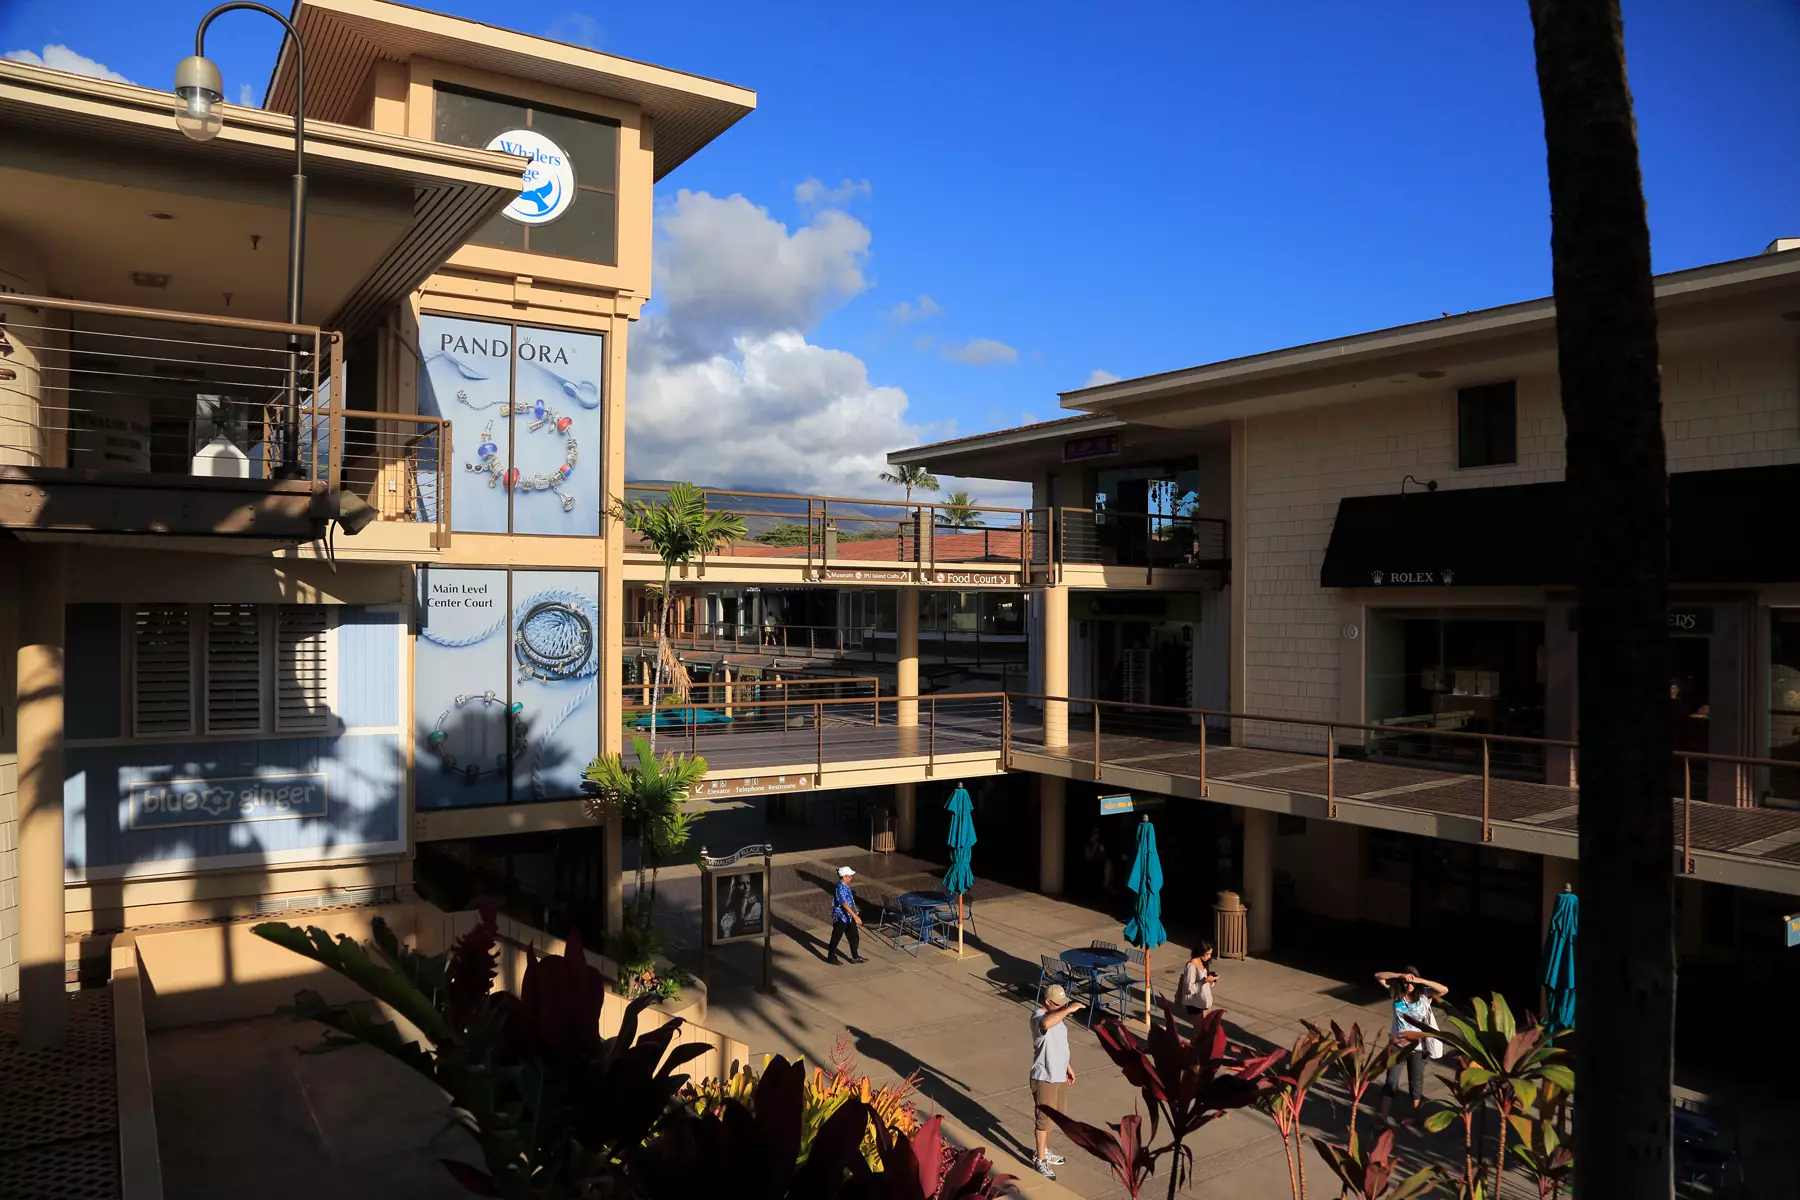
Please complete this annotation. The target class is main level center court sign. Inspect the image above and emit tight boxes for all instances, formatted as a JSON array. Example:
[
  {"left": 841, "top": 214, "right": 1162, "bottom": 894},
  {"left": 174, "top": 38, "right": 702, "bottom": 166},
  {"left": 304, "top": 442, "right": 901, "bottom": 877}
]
[
  {"left": 129, "top": 772, "right": 329, "bottom": 829},
  {"left": 487, "top": 129, "right": 575, "bottom": 225}
]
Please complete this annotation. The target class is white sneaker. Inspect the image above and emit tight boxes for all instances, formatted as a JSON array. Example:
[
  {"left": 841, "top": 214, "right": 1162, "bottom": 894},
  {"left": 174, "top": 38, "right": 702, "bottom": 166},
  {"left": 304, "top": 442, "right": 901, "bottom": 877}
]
[
  {"left": 1032, "top": 1159, "right": 1057, "bottom": 1179},
  {"left": 1043, "top": 1153, "right": 1066, "bottom": 1165}
]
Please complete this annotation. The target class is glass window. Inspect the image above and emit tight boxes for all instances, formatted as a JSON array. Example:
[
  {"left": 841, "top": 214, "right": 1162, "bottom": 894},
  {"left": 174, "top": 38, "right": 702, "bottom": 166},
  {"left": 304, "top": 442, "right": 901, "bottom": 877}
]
[
  {"left": 1458, "top": 381, "right": 1518, "bottom": 468},
  {"left": 433, "top": 85, "right": 620, "bottom": 265},
  {"left": 1769, "top": 610, "right": 1800, "bottom": 806},
  {"left": 1366, "top": 607, "right": 1546, "bottom": 774}
]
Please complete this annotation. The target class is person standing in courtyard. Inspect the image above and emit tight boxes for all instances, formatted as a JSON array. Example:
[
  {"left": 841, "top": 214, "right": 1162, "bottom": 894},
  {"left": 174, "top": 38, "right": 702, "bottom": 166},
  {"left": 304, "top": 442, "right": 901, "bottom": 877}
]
[
  {"left": 1028, "top": 983, "right": 1081, "bottom": 1179},
  {"left": 826, "top": 865, "right": 867, "bottom": 964},
  {"left": 1175, "top": 940, "right": 1219, "bottom": 1035},
  {"left": 1375, "top": 965, "right": 1448, "bottom": 1125}
]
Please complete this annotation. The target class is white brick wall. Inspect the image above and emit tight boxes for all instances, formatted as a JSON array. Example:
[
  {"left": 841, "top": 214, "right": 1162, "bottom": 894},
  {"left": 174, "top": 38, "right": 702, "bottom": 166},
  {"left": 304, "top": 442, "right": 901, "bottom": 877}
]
[{"left": 1242, "top": 338, "right": 1800, "bottom": 748}]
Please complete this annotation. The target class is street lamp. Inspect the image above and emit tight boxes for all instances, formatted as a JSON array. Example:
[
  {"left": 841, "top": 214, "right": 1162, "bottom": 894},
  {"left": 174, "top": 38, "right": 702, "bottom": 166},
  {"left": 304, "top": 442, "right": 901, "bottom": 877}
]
[{"left": 174, "top": 3, "right": 309, "bottom": 478}]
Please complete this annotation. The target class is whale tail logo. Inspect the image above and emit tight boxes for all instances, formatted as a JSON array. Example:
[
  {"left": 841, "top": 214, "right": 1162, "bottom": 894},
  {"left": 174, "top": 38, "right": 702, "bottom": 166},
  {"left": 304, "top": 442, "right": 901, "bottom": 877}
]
[{"left": 519, "top": 178, "right": 559, "bottom": 215}]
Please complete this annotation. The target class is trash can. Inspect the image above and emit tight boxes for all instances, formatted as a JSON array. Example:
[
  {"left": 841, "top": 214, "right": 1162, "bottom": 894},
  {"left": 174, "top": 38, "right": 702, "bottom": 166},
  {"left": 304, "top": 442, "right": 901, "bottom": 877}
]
[
  {"left": 870, "top": 806, "right": 895, "bottom": 854},
  {"left": 1213, "top": 890, "right": 1248, "bottom": 960}
]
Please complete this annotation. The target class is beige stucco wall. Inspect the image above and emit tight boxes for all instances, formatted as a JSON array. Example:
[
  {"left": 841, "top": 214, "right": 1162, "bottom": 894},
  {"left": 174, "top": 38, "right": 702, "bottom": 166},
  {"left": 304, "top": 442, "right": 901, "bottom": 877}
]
[
  {"left": 0, "top": 545, "right": 17, "bottom": 999},
  {"left": 1240, "top": 334, "right": 1800, "bottom": 748}
]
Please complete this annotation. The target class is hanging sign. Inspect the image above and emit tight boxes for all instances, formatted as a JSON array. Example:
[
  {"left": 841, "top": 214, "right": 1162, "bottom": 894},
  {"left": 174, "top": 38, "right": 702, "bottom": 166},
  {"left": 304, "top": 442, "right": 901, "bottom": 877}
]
[
  {"left": 1787, "top": 912, "right": 1800, "bottom": 949},
  {"left": 1099, "top": 793, "right": 1166, "bottom": 815},
  {"left": 487, "top": 129, "right": 576, "bottom": 225}
]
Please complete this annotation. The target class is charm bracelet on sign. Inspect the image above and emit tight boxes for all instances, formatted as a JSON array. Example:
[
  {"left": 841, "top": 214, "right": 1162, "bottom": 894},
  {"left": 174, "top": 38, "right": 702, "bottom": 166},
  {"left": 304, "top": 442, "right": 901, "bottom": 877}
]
[
  {"left": 458, "top": 389, "right": 580, "bottom": 513},
  {"left": 425, "top": 690, "right": 529, "bottom": 784}
]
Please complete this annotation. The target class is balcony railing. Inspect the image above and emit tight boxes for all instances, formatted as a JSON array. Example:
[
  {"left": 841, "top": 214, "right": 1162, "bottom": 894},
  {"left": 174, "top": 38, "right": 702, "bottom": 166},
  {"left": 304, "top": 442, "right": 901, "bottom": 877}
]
[
  {"left": 1054, "top": 507, "right": 1229, "bottom": 575},
  {"left": 332, "top": 408, "right": 452, "bottom": 542}
]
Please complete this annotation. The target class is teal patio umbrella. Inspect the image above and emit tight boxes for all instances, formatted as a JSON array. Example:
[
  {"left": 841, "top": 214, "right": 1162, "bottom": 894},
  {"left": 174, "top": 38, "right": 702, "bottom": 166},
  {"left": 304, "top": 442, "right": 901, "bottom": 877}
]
[
  {"left": 943, "top": 784, "right": 976, "bottom": 958},
  {"left": 1542, "top": 884, "right": 1578, "bottom": 1033},
  {"left": 1123, "top": 816, "right": 1168, "bottom": 1029}
]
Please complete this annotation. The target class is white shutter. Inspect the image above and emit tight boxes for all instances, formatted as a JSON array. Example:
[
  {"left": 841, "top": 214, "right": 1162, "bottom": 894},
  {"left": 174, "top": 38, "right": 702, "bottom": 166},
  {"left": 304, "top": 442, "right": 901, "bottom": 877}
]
[
  {"left": 132, "top": 605, "right": 194, "bottom": 735},
  {"left": 205, "top": 603, "right": 264, "bottom": 732},
  {"left": 276, "top": 606, "right": 331, "bottom": 732}
]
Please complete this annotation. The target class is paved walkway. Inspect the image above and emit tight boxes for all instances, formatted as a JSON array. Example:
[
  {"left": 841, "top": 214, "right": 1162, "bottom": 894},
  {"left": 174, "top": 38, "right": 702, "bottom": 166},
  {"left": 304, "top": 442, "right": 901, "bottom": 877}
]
[{"left": 0, "top": 990, "right": 121, "bottom": 1200}]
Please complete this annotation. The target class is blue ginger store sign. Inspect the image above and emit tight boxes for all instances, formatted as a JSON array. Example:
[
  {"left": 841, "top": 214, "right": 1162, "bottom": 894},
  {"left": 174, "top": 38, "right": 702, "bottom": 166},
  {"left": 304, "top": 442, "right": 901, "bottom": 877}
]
[{"left": 129, "top": 772, "right": 329, "bottom": 829}]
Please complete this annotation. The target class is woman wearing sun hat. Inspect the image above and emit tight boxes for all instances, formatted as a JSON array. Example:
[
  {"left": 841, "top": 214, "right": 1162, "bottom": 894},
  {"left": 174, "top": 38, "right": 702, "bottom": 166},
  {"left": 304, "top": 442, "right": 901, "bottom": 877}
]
[{"left": 826, "top": 865, "right": 867, "bottom": 964}]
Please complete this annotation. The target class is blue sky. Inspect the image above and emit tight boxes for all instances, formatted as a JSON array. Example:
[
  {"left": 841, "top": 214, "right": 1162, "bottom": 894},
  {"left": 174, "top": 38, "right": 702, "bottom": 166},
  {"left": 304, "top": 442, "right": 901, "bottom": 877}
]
[{"left": 5, "top": 1, "right": 1799, "bottom": 502}]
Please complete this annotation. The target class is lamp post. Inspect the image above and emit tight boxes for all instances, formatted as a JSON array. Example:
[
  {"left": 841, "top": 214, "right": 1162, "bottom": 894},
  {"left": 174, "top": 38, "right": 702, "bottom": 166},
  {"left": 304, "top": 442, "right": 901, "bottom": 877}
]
[{"left": 174, "top": 2, "right": 308, "bottom": 478}]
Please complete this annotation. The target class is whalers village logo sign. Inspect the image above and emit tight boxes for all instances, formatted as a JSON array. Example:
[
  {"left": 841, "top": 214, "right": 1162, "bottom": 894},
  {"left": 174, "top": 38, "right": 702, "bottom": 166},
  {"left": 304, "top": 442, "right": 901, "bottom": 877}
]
[{"left": 487, "top": 128, "right": 577, "bottom": 226}]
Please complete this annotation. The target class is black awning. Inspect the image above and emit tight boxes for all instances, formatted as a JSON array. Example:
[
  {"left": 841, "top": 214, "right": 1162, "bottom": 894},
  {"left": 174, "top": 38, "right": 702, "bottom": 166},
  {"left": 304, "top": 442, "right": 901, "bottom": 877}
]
[{"left": 1320, "top": 463, "right": 1800, "bottom": 588}]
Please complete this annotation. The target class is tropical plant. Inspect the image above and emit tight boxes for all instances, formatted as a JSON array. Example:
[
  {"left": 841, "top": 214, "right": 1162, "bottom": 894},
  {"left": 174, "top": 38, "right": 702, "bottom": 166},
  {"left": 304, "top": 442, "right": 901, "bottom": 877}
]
[
  {"left": 937, "top": 491, "right": 983, "bottom": 528},
  {"left": 1419, "top": 1046, "right": 1492, "bottom": 1199},
  {"left": 1256, "top": 1027, "right": 1332, "bottom": 1200},
  {"left": 1037, "top": 1109, "right": 1157, "bottom": 1198},
  {"left": 758, "top": 522, "right": 813, "bottom": 546},
  {"left": 1419, "top": 994, "right": 1573, "bottom": 1200},
  {"left": 1528, "top": 5, "right": 1673, "bottom": 1197},
  {"left": 583, "top": 735, "right": 708, "bottom": 941},
  {"left": 1311, "top": 1128, "right": 1439, "bottom": 1200},
  {"left": 1303, "top": 1019, "right": 1412, "bottom": 1158},
  {"left": 613, "top": 483, "right": 747, "bottom": 748},
  {"left": 879, "top": 464, "right": 939, "bottom": 503},
  {"left": 252, "top": 904, "right": 710, "bottom": 1199},
  {"left": 1509, "top": 1080, "right": 1575, "bottom": 1200},
  {"left": 1043, "top": 1003, "right": 1281, "bottom": 1200}
]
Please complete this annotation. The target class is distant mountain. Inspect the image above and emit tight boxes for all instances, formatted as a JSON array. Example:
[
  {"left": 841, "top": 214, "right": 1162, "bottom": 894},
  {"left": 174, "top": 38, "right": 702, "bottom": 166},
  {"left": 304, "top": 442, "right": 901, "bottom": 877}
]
[{"left": 623, "top": 480, "right": 913, "bottom": 539}]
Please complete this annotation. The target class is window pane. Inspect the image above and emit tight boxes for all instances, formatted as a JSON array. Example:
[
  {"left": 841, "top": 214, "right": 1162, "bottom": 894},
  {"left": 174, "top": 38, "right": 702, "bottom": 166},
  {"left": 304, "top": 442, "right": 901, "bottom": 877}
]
[
  {"left": 277, "top": 606, "right": 332, "bottom": 732},
  {"left": 206, "top": 603, "right": 264, "bottom": 732},
  {"left": 527, "top": 187, "right": 617, "bottom": 265},
  {"left": 1458, "top": 382, "right": 1517, "bottom": 468},
  {"left": 531, "top": 108, "right": 619, "bottom": 192},
  {"left": 434, "top": 86, "right": 527, "bottom": 149},
  {"left": 133, "top": 605, "right": 193, "bottom": 735}
]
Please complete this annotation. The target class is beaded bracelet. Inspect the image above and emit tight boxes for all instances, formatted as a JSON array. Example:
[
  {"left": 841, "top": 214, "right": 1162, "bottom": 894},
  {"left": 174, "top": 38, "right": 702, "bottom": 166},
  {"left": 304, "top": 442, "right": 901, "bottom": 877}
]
[
  {"left": 425, "top": 690, "right": 528, "bottom": 783},
  {"left": 460, "top": 390, "right": 579, "bottom": 512}
]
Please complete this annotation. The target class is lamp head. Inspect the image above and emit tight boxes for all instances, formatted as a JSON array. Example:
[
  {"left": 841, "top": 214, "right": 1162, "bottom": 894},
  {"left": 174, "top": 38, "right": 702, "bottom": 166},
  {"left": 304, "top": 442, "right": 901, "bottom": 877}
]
[
  {"left": 332, "top": 489, "right": 378, "bottom": 536},
  {"left": 173, "top": 55, "right": 225, "bottom": 142}
]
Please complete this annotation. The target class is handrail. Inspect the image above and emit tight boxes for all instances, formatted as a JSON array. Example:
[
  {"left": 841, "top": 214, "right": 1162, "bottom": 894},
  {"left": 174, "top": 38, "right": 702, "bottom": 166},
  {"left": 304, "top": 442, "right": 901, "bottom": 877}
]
[{"left": 0, "top": 289, "right": 327, "bottom": 338}]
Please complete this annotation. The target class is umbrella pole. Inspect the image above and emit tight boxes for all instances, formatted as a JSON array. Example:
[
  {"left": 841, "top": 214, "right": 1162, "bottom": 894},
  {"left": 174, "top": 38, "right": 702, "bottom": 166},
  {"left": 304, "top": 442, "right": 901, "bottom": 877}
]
[
  {"left": 957, "top": 895, "right": 964, "bottom": 960},
  {"left": 1144, "top": 943, "right": 1152, "bottom": 1034}
]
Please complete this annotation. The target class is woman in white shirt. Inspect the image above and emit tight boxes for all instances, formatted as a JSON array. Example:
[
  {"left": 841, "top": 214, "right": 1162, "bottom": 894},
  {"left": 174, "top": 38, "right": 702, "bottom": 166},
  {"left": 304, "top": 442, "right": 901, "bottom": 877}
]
[
  {"left": 1175, "top": 941, "right": 1219, "bottom": 1035},
  {"left": 1375, "top": 965, "right": 1448, "bottom": 1125}
]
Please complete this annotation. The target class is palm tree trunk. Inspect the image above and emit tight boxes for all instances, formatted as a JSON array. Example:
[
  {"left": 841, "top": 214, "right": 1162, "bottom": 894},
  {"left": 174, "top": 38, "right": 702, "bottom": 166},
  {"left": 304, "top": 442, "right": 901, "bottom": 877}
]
[
  {"left": 1528, "top": 3, "right": 1674, "bottom": 1199},
  {"left": 649, "top": 565, "right": 672, "bottom": 753}
]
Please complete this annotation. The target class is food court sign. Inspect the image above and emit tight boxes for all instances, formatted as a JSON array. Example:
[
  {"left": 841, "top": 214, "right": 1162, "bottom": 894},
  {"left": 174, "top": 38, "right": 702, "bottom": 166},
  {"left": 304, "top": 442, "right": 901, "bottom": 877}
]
[{"left": 129, "top": 772, "right": 328, "bottom": 829}]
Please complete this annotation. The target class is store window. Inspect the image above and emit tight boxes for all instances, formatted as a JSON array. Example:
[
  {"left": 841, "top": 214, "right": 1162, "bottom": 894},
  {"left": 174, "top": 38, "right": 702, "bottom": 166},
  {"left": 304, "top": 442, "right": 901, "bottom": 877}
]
[
  {"left": 129, "top": 603, "right": 332, "bottom": 738},
  {"left": 1365, "top": 608, "right": 1546, "bottom": 773},
  {"left": 1457, "top": 381, "right": 1517, "bottom": 468},
  {"left": 1093, "top": 459, "right": 1202, "bottom": 567},
  {"left": 433, "top": 85, "right": 620, "bottom": 265},
  {"left": 1769, "top": 610, "right": 1800, "bottom": 806}
]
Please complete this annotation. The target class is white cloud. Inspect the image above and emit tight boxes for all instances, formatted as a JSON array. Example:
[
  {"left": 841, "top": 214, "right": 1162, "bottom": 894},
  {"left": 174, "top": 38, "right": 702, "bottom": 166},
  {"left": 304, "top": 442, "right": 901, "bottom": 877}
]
[
  {"left": 794, "top": 177, "right": 872, "bottom": 207},
  {"left": 237, "top": 83, "right": 255, "bottom": 107},
  {"left": 941, "top": 338, "right": 1019, "bottom": 367},
  {"left": 545, "top": 13, "right": 602, "bottom": 48},
  {"left": 3, "top": 44, "right": 132, "bottom": 83},
  {"left": 1083, "top": 368, "right": 1123, "bottom": 388},
  {"left": 885, "top": 294, "right": 943, "bottom": 325},
  {"left": 627, "top": 188, "right": 1026, "bottom": 509}
]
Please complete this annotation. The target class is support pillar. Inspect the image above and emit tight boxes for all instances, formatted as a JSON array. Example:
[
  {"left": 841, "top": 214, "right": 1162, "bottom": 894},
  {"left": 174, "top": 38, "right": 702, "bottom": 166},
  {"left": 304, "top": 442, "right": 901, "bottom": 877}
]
[
  {"left": 17, "top": 544, "right": 67, "bottom": 1047},
  {"left": 1038, "top": 774, "right": 1066, "bottom": 895},
  {"left": 1042, "top": 585, "right": 1068, "bottom": 748},
  {"left": 897, "top": 589, "right": 919, "bottom": 728},
  {"left": 1242, "top": 807, "right": 1274, "bottom": 956},
  {"left": 894, "top": 782, "right": 917, "bottom": 851}
]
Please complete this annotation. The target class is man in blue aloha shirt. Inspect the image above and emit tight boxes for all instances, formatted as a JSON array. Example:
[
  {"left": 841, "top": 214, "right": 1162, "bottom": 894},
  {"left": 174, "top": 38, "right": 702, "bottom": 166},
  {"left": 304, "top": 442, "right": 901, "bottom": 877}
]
[{"left": 827, "top": 865, "right": 867, "bottom": 964}]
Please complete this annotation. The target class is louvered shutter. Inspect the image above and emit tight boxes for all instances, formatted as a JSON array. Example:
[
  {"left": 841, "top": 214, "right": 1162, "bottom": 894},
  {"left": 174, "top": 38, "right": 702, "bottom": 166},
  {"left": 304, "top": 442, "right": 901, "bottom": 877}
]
[
  {"left": 205, "top": 604, "right": 264, "bottom": 732},
  {"left": 132, "top": 605, "right": 194, "bottom": 735},
  {"left": 276, "top": 606, "right": 331, "bottom": 732}
]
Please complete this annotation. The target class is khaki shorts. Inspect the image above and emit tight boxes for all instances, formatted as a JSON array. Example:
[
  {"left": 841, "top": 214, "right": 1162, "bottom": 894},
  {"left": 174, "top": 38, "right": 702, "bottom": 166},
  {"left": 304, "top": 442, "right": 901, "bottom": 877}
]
[{"left": 1030, "top": 1078, "right": 1069, "bottom": 1131}]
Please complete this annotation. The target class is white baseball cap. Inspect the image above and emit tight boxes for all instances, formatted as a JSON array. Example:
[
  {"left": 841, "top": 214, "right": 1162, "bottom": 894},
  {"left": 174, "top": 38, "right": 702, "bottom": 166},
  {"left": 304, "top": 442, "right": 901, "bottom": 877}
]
[
  {"left": 837, "top": 865, "right": 856, "bottom": 877},
  {"left": 1044, "top": 984, "right": 1069, "bottom": 1007}
]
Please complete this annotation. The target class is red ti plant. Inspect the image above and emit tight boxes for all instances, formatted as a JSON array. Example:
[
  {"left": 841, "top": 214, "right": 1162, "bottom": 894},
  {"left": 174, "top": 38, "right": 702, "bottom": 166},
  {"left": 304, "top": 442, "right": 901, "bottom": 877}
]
[
  {"left": 1051, "top": 1001, "right": 1282, "bottom": 1200},
  {"left": 1312, "top": 1128, "right": 1440, "bottom": 1200},
  {"left": 1035, "top": 1109, "right": 1158, "bottom": 1199},
  {"left": 1255, "top": 1027, "right": 1332, "bottom": 1200},
  {"left": 1303, "top": 1020, "right": 1412, "bottom": 1157}
]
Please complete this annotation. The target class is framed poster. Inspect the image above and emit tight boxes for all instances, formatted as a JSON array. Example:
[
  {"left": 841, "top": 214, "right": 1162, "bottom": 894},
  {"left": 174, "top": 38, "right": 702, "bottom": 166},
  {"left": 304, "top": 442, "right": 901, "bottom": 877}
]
[
  {"left": 416, "top": 567, "right": 512, "bottom": 809},
  {"left": 512, "top": 569, "right": 601, "bottom": 801},
  {"left": 712, "top": 869, "right": 766, "bottom": 944}
]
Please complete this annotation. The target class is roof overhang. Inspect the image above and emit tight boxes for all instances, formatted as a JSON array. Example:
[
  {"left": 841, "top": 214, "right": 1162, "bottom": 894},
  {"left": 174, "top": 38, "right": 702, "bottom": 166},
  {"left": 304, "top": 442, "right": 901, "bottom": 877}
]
[
  {"left": 1063, "top": 248, "right": 1800, "bottom": 429},
  {"left": 267, "top": 0, "right": 756, "bottom": 182},
  {"left": 886, "top": 415, "right": 1125, "bottom": 480},
  {"left": 0, "top": 59, "right": 524, "bottom": 336}
]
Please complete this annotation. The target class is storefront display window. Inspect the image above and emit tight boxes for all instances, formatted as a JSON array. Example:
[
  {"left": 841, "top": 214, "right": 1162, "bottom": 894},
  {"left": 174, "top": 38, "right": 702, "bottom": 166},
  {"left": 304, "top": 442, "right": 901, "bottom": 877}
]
[
  {"left": 1768, "top": 610, "right": 1800, "bottom": 806},
  {"left": 1365, "top": 608, "right": 1546, "bottom": 774}
]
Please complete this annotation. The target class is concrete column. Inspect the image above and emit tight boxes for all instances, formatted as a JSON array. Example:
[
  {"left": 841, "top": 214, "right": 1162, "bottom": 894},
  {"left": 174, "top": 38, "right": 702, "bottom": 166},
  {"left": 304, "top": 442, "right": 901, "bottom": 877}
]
[
  {"left": 17, "top": 544, "right": 66, "bottom": 1047},
  {"left": 1042, "top": 585, "right": 1068, "bottom": 748},
  {"left": 897, "top": 588, "right": 919, "bottom": 728},
  {"left": 1038, "top": 773, "right": 1066, "bottom": 895},
  {"left": 894, "top": 782, "right": 917, "bottom": 851},
  {"left": 1541, "top": 854, "right": 1578, "bottom": 940},
  {"left": 1242, "top": 806, "right": 1274, "bottom": 955}
]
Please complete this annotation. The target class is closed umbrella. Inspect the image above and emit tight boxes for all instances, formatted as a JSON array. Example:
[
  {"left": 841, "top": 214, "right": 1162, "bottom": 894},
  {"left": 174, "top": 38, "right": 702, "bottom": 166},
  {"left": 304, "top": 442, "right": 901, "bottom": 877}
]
[
  {"left": 1123, "top": 815, "right": 1167, "bottom": 1030},
  {"left": 1542, "top": 884, "right": 1578, "bottom": 1033},
  {"left": 943, "top": 784, "right": 976, "bottom": 958}
]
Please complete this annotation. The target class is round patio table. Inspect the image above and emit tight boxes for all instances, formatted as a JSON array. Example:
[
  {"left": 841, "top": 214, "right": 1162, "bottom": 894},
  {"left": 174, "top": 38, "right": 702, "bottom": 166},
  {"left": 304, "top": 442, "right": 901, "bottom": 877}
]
[
  {"left": 893, "top": 891, "right": 953, "bottom": 952},
  {"left": 1061, "top": 947, "right": 1130, "bottom": 1025}
]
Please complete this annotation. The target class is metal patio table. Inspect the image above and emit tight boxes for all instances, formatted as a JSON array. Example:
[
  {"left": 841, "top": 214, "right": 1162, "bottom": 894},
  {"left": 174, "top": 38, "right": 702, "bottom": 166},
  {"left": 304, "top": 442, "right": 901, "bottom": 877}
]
[
  {"left": 889, "top": 890, "right": 954, "bottom": 954},
  {"left": 1061, "top": 946, "right": 1130, "bottom": 1026}
]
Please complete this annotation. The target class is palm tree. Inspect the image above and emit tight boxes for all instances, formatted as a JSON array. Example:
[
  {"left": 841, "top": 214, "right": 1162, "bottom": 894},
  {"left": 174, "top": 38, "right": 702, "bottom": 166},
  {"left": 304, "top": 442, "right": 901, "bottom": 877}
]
[
  {"left": 613, "top": 483, "right": 747, "bottom": 749},
  {"left": 583, "top": 735, "right": 707, "bottom": 933},
  {"left": 1528, "top": 3, "right": 1672, "bottom": 1196},
  {"left": 878, "top": 464, "right": 939, "bottom": 503},
  {"left": 938, "top": 490, "right": 984, "bottom": 528}
]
